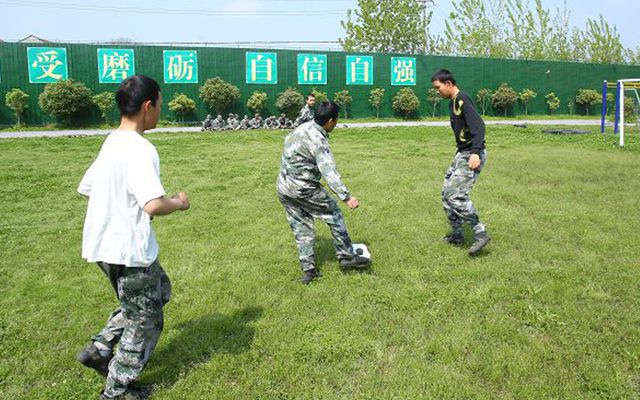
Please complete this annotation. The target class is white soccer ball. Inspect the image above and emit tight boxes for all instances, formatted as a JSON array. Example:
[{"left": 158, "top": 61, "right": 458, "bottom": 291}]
[{"left": 352, "top": 243, "right": 371, "bottom": 260}]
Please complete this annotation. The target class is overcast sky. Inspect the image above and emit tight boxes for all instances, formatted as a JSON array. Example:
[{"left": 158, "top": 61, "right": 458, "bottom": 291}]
[{"left": 1, "top": 0, "right": 638, "bottom": 51}]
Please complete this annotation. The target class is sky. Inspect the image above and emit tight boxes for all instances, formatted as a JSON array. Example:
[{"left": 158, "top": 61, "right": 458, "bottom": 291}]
[{"left": 1, "top": 0, "right": 639, "bottom": 51}]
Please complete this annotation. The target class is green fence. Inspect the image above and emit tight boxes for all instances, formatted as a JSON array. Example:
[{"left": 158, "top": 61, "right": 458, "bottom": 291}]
[{"left": 2, "top": 42, "right": 640, "bottom": 126}]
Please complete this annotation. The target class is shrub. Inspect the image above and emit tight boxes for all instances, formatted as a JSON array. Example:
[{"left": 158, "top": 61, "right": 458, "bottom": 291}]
[
  {"left": 492, "top": 83, "right": 518, "bottom": 117},
  {"left": 199, "top": 77, "right": 240, "bottom": 114},
  {"left": 545, "top": 92, "right": 560, "bottom": 114},
  {"left": 567, "top": 98, "right": 576, "bottom": 115},
  {"left": 392, "top": 88, "right": 420, "bottom": 119},
  {"left": 5, "top": 88, "right": 29, "bottom": 126},
  {"left": 246, "top": 91, "right": 267, "bottom": 116},
  {"left": 333, "top": 90, "right": 353, "bottom": 119},
  {"left": 575, "top": 89, "right": 601, "bottom": 116},
  {"left": 92, "top": 92, "right": 115, "bottom": 124},
  {"left": 168, "top": 93, "right": 197, "bottom": 122},
  {"left": 475, "top": 89, "right": 493, "bottom": 116},
  {"left": 623, "top": 97, "right": 637, "bottom": 123},
  {"left": 426, "top": 88, "right": 441, "bottom": 117},
  {"left": 276, "top": 87, "right": 304, "bottom": 120},
  {"left": 518, "top": 88, "right": 537, "bottom": 115},
  {"left": 311, "top": 88, "right": 328, "bottom": 103},
  {"left": 368, "top": 88, "right": 385, "bottom": 119},
  {"left": 38, "top": 79, "right": 93, "bottom": 125}
]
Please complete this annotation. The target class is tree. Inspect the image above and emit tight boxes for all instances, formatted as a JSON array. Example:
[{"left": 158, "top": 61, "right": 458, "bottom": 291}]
[
  {"left": 434, "top": 0, "right": 513, "bottom": 58},
  {"left": 506, "top": 0, "right": 551, "bottom": 60},
  {"left": 5, "top": 88, "right": 29, "bottom": 126},
  {"left": 333, "top": 90, "right": 353, "bottom": 119},
  {"left": 311, "top": 88, "right": 328, "bottom": 103},
  {"left": 518, "top": 88, "right": 537, "bottom": 115},
  {"left": 276, "top": 87, "right": 304, "bottom": 120},
  {"left": 38, "top": 79, "right": 93, "bottom": 125},
  {"left": 92, "top": 92, "right": 115, "bottom": 124},
  {"left": 247, "top": 91, "right": 267, "bottom": 116},
  {"left": 491, "top": 83, "right": 518, "bottom": 117},
  {"left": 426, "top": 88, "right": 441, "bottom": 117},
  {"left": 571, "top": 15, "right": 627, "bottom": 64},
  {"left": 475, "top": 89, "right": 493, "bottom": 116},
  {"left": 547, "top": 2, "right": 573, "bottom": 61},
  {"left": 368, "top": 88, "right": 385, "bottom": 119},
  {"left": 575, "top": 88, "right": 601, "bottom": 116},
  {"left": 392, "top": 88, "right": 420, "bottom": 119},
  {"left": 628, "top": 46, "right": 640, "bottom": 65},
  {"left": 199, "top": 77, "right": 240, "bottom": 114},
  {"left": 340, "top": 0, "right": 432, "bottom": 54},
  {"left": 168, "top": 93, "right": 197, "bottom": 122},
  {"left": 545, "top": 92, "right": 560, "bottom": 114}
]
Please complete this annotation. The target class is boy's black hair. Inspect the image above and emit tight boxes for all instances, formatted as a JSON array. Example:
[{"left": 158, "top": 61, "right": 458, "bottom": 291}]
[
  {"left": 431, "top": 69, "right": 457, "bottom": 85},
  {"left": 313, "top": 101, "right": 340, "bottom": 125},
  {"left": 307, "top": 93, "right": 316, "bottom": 98},
  {"left": 115, "top": 75, "right": 161, "bottom": 117}
]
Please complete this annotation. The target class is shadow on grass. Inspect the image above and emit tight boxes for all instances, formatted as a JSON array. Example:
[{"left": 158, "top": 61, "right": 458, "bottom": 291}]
[{"left": 143, "top": 306, "right": 263, "bottom": 388}]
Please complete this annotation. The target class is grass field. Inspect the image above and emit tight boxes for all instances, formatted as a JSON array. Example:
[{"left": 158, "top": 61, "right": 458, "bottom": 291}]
[{"left": 0, "top": 125, "right": 639, "bottom": 399}]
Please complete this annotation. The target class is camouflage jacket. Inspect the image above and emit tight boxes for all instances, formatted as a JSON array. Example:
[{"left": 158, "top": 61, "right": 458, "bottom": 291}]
[
  {"left": 294, "top": 105, "right": 314, "bottom": 127},
  {"left": 277, "top": 121, "right": 350, "bottom": 200}
]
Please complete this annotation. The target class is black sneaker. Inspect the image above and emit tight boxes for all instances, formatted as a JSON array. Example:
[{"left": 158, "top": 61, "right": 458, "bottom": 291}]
[
  {"left": 100, "top": 385, "right": 152, "bottom": 400},
  {"left": 469, "top": 233, "right": 491, "bottom": 256},
  {"left": 76, "top": 342, "right": 112, "bottom": 377},
  {"left": 340, "top": 255, "right": 370, "bottom": 269},
  {"left": 300, "top": 268, "right": 320, "bottom": 284},
  {"left": 442, "top": 234, "right": 465, "bottom": 246}
]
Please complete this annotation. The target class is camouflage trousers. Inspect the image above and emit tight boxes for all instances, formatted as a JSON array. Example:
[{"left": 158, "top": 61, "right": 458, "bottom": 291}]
[
  {"left": 278, "top": 188, "right": 355, "bottom": 271},
  {"left": 93, "top": 259, "right": 171, "bottom": 398},
  {"left": 442, "top": 150, "right": 488, "bottom": 237}
]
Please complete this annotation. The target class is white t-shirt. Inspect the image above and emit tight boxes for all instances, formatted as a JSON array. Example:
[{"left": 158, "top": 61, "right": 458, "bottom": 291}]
[{"left": 78, "top": 130, "right": 165, "bottom": 267}]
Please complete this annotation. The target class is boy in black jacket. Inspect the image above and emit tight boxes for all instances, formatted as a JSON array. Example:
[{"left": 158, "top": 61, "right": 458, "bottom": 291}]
[{"left": 431, "top": 69, "right": 490, "bottom": 255}]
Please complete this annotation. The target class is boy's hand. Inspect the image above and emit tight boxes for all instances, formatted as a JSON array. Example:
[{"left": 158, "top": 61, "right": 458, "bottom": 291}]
[
  {"left": 468, "top": 154, "right": 481, "bottom": 170},
  {"left": 344, "top": 196, "right": 360, "bottom": 210},
  {"left": 172, "top": 192, "right": 190, "bottom": 210}
]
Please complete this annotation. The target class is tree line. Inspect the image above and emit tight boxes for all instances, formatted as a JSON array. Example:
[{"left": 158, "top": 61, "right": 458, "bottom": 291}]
[{"left": 341, "top": 0, "right": 640, "bottom": 65}]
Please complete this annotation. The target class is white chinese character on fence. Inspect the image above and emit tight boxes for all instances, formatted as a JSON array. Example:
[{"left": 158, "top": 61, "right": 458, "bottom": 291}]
[
  {"left": 393, "top": 59, "right": 415, "bottom": 83},
  {"left": 350, "top": 57, "right": 370, "bottom": 83},
  {"left": 168, "top": 54, "right": 194, "bottom": 81},
  {"left": 102, "top": 52, "right": 131, "bottom": 81},
  {"left": 301, "top": 56, "right": 324, "bottom": 82},
  {"left": 32, "top": 50, "right": 63, "bottom": 80},
  {"left": 251, "top": 54, "right": 273, "bottom": 82}
]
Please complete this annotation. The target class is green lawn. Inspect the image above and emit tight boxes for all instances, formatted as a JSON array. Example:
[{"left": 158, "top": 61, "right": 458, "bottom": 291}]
[{"left": 0, "top": 125, "right": 639, "bottom": 399}]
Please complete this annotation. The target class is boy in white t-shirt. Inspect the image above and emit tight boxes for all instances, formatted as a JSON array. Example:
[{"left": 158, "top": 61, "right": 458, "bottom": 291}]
[{"left": 75, "top": 75, "right": 190, "bottom": 400}]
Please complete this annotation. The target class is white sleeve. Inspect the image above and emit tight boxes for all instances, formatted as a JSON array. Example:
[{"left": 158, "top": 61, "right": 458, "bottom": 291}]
[
  {"left": 128, "top": 148, "right": 166, "bottom": 208},
  {"left": 77, "top": 160, "right": 97, "bottom": 197}
]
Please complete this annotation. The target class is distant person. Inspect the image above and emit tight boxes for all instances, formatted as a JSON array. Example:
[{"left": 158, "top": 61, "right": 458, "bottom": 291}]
[
  {"left": 75, "top": 75, "right": 190, "bottom": 399},
  {"left": 431, "top": 69, "right": 490, "bottom": 255},
  {"left": 202, "top": 114, "right": 213, "bottom": 131},
  {"left": 277, "top": 101, "right": 370, "bottom": 284},
  {"left": 294, "top": 93, "right": 316, "bottom": 127}
]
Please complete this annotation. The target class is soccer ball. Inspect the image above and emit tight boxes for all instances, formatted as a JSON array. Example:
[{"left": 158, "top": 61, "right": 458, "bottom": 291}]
[{"left": 352, "top": 243, "right": 371, "bottom": 260}]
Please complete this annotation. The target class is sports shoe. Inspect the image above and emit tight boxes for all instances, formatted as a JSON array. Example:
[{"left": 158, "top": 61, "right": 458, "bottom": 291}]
[
  {"left": 76, "top": 342, "right": 112, "bottom": 377},
  {"left": 300, "top": 268, "right": 320, "bottom": 284},
  {"left": 468, "top": 232, "right": 491, "bottom": 256},
  {"left": 100, "top": 385, "right": 152, "bottom": 400},
  {"left": 339, "top": 255, "right": 371, "bottom": 269},
  {"left": 442, "top": 234, "right": 464, "bottom": 246}
]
